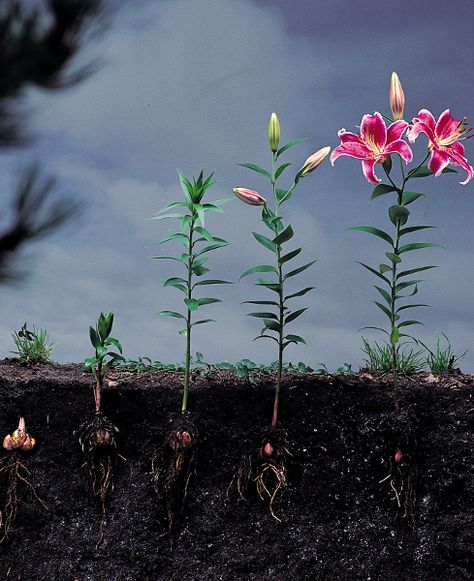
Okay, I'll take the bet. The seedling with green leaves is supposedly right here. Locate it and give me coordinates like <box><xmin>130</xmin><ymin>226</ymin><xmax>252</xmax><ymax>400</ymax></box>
<box><xmin>230</xmin><ymin>113</ymin><xmax>330</xmax><ymax>520</ymax></box>
<box><xmin>150</xmin><ymin>169</ymin><xmax>230</xmax><ymax>528</ymax></box>
<box><xmin>11</xmin><ymin>322</ymin><xmax>54</xmax><ymax>365</ymax></box>
<box><xmin>78</xmin><ymin>312</ymin><xmax>124</xmax><ymax>549</ymax></box>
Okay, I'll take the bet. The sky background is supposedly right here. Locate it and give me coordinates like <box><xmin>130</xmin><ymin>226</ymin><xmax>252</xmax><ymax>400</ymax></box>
<box><xmin>1</xmin><ymin>0</ymin><xmax>474</xmax><ymax>372</ymax></box>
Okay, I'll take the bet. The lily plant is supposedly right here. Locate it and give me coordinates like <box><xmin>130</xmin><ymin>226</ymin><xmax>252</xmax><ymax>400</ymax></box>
<box><xmin>152</xmin><ymin>170</ymin><xmax>230</xmax><ymax>415</ymax></box>
<box><xmin>331</xmin><ymin>72</ymin><xmax>473</xmax><ymax>378</ymax></box>
<box><xmin>234</xmin><ymin>113</ymin><xmax>330</xmax><ymax>428</ymax></box>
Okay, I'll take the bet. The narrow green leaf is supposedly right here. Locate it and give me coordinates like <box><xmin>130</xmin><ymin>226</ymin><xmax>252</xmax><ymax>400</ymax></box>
<box><xmin>247</xmin><ymin>312</ymin><xmax>279</xmax><ymax>320</ymax></box>
<box><xmin>285</xmin><ymin>308</ymin><xmax>307</xmax><ymax>324</ymax></box>
<box><xmin>395</xmin><ymin>279</ymin><xmax>423</xmax><ymax>292</ymax></box>
<box><xmin>263</xmin><ymin>319</ymin><xmax>281</xmax><ymax>332</ymax></box>
<box><xmin>398</xmin><ymin>320</ymin><xmax>423</xmax><ymax>328</ymax></box>
<box><xmin>356</xmin><ymin>261</ymin><xmax>390</xmax><ymax>284</ymax></box>
<box><xmin>374</xmin><ymin>285</ymin><xmax>391</xmax><ymax>305</ymax></box>
<box><xmin>202</xmin><ymin>203</ymin><xmax>225</xmax><ymax>213</ymax></box>
<box><xmin>275</xmin><ymin>163</ymin><xmax>292</xmax><ymax>180</ymax></box>
<box><xmin>253</xmin><ymin>334</ymin><xmax>279</xmax><ymax>343</ymax></box>
<box><xmin>256</xmin><ymin>279</ymin><xmax>281</xmax><ymax>293</ymax></box>
<box><xmin>253</xmin><ymin>232</ymin><xmax>277</xmax><ymax>253</ymax></box>
<box><xmin>402</xmin><ymin>191</ymin><xmax>426</xmax><ymax>205</ymax></box>
<box><xmin>160</xmin><ymin>310</ymin><xmax>186</xmax><ymax>320</ymax></box>
<box><xmin>163</xmin><ymin>277</ymin><xmax>188</xmax><ymax>293</ymax></box>
<box><xmin>158</xmin><ymin>231</ymin><xmax>189</xmax><ymax>246</ymax></box>
<box><xmin>374</xmin><ymin>300</ymin><xmax>393</xmax><ymax>320</ymax></box>
<box><xmin>398</xmin><ymin>242</ymin><xmax>442</xmax><ymax>254</ymax></box>
<box><xmin>151</xmin><ymin>212</ymin><xmax>184</xmax><ymax>221</ymax></box>
<box><xmin>409</xmin><ymin>166</ymin><xmax>432</xmax><ymax>178</ymax></box>
<box><xmin>194</xmin><ymin>203</ymin><xmax>206</xmax><ymax>226</ymax></box>
<box><xmin>177</xmin><ymin>170</ymin><xmax>194</xmax><ymax>205</ymax></box>
<box><xmin>89</xmin><ymin>327</ymin><xmax>98</xmax><ymax>349</ymax></box>
<box><xmin>194</xmin><ymin>239</ymin><xmax>230</xmax><ymax>257</ymax></box>
<box><xmin>276</xmin><ymin>138</ymin><xmax>306</xmax><ymax>158</ymax></box>
<box><xmin>284</xmin><ymin>334</ymin><xmax>306</xmax><ymax>345</ymax></box>
<box><xmin>180</xmin><ymin>214</ymin><xmax>192</xmax><ymax>231</ymax></box>
<box><xmin>197</xmin><ymin>297</ymin><xmax>221</xmax><ymax>306</ymax></box>
<box><xmin>104</xmin><ymin>337</ymin><xmax>123</xmax><ymax>353</ymax></box>
<box><xmin>389</xmin><ymin>205</ymin><xmax>410</xmax><ymax>226</ymax></box>
<box><xmin>153</xmin><ymin>201</ymin><xmax>188</xmax><ymax>216</ymax></box>
<box><xmin>242</xmin><ymin>300</ymin><xmax>279</xmax><ymax>306</ymax></box>
<box><xmin>370</xmin><ymin>184</ymin><xmax>397</xmax><ymax>200</ymax></box>
<box><xmin>359</xmin><ymin>326</ymin><xmax>389</xmax><ymax>336</ymax></box>
<box><xmin>379</xmin><ymin>264</ymin><xmax>392</xmax><ymax>275</ymax></box>
<box><xmin>275</xmin><ymin>188</ymin><xmax>290</xmax><ymax>204</ymax></box>
<box><xmin>194</xmin><ymin>279</ymin><xmax>232</xmax><ymax>287</ymax></box>
<box><xmin>279</xmin><ymin>248</ymin><xmax>302</xmax><ymax>265</ymax></box>
<box><xmin>396</xmin><ymin>303</ymin><xmax>429</xmax><ymax>313</ymax></box>
<box><xmin>184</xmin><ymin>298</ymin><xmax>199</xmax><ymax>311</ymax></box>
<box><xmin>191</xmin><ymin>319</ymin><xmax>216</xmax><ymax>327</ymax></box>
<box><xmin>385</xmin><ymin>252</ymin><xmax>401</xmax><ymax>264</ymax></box>
<box><xmin>236</xmin><ymin>163</ymin><xmax>272</xmax><ymax>180</ymax></box>
<box><xmin>284</xmin><ymin>259</ymin><xmax>317</xmax><ymax>281</ymax></box>
<box><xmin>383</xmin><ymin>156</ymin><xmax>392</xmax><ymax>174</ymax></box>
<box><xmin>351</xmin><ymin>226</ymin><xmax>394</xmax><ymax>246</ymax></box>
<box><xmin>194</xmin><ymin>226</ymin><xmax>213</xmax><ymax>242</ymax></box>
<box><xmin>399</xmin><ymin>225</ymin><xmax>436</xmax><ymax>236</ymax></box>
<box><xmin>273</xmin><ymin>224</ymin><xmax>294</xmax><ymax>246</ymax></box>
<box><xmin>151</xmin><ymin>255</ymin><xmax>179</xmax><ymax>261</ymax></box>
<box><xmin>240</xmin><ymin>264</ymin><xmax>278</xmax><ymax>279</ymax></box>
<box><xmin>397</xmin><ymin>265</ymin><xmax>437</xmax><ymax>278</ymax></box>
<box><xmin>285</xmin><ymin>287</ymin><xmax>314</xmax><ymax>300</ymax></box>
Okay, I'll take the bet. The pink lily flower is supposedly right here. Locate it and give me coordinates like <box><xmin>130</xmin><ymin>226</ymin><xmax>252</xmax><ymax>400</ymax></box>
<box><xmin>330</xmin><ymin>112</ymin><xmax>413</xmax><ymax>184</ymax></box>
<box><xmin>233</xmin><ymin>187</ymin><xmax>266</xmax><ymax>206</ymax></box>
<box><xmin>407</xmin><ymin>109</ymin><xmax>473</xmax><ymax>185</ymax></box>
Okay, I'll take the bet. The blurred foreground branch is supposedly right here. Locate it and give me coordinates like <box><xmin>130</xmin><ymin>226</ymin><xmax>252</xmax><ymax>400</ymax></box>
<box><xmin>0</xmin><ymin>0</ymin><xmax>104</xmax><ymax>281</ymax></box>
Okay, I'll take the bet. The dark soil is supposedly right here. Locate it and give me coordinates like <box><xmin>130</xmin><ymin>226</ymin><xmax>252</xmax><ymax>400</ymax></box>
<box><xmin>0</xmin><ymin>358</ymin><xmax>473</xmax><ymax>581</ymax></box>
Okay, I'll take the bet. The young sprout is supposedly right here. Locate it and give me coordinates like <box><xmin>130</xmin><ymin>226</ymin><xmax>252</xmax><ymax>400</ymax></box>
<box><xmin>84</xmin><ymin>312</ymin><xmax>124</xmax><ymax>413</ymax></box>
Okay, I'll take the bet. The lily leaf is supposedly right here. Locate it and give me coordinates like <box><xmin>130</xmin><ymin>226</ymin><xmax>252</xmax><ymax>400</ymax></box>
<box><xmin>236</xmin><ymin>163</ymin><xmax>272</xmax><ymax>180</ymax></box>
<box><xmin>350</xmin><ymin>226</ymin><xmax>394</xmax><ymax>246</ymax></box>
<box><xmin>240</xmin><ymin>264</ymin><xmax>278</xmax><ymax>279</ymax></box>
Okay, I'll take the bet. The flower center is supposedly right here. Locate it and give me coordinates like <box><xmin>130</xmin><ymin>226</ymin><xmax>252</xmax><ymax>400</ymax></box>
<box><xmin>437</xmin><ymin>117</ymin><xmax>473</xmax><ymax>147</ymax></box>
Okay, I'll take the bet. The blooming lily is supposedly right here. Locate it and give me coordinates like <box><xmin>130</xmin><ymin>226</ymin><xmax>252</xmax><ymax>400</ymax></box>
<box><xmin>407</xmin><ymin>109</ymin><xmax>473</xmax><ymax>185</ymax></box>
<box><xmin>330</xmin><ymin>112</ymin><xmax>413</xmax><ymax>184</ymax></box>
<box><xmin>233</xmin><ymin>187</ymin><xmax>266</xmax><ymax>206</ymax></box>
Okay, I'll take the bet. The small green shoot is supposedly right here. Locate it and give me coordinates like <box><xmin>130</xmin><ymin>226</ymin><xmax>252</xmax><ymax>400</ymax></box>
<box><xmin>11</xmin><ymin>322</ymin><xmax>53</xmax><ymax>365</ymax></box>
<box><xmin>420</xmin><ymin>332</ymin><xmax>467</xmax><ymax>372</ymax></box>
<box><xmin>362</xmin><ymin>337</ymin><xmax>425</xmax><ymax>375</ymax></box>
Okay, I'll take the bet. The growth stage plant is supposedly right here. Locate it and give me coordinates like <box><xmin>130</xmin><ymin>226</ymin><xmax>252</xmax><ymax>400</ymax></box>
<box><xmin>150</xmin><ymin>170</ymin><xmax>230</xmax><ymax>527</ymax></box>
<box><xmin>0</xmin><ymin>418</ymin><xmax>47</xmax><ymax>543</ymax></box>
<box><xmin>77</xmin><ymin>312</ymin><xmax>124</xmax><ymax>547</ymax></box>
<box><xmin>230</xmin><ymin>113</ymin><xmax>330</xmax><ymax>520</ymax></box>
<box><xmin>331</xmin><ymin>72</ymin><xmax>473</xmax><ymax>523</ymax></box>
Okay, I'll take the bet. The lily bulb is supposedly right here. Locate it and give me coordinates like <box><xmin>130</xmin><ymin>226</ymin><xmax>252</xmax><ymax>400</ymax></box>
<box><xmin>268</xmin><ymin>112</ymin><xmax>281</xmax><ymax>153</ymax></box>
<box><xmin>233</xmin><ymin>187</ymin><xmax>266</xmax><ymax>206</ymax></box>
<box><xmin>390</xmin><ymin>72</ymin><xmax>405</xmax><ymax>121</ymax></box>
<box><xmin>300</xmin><ymin>146</ymin><xmax>331</xmax><ymax>176</ymax></box>
<box><xmin>2</xmin><ymin>417</ymin><xmax>36</xmax><ymax>451</ymax></box>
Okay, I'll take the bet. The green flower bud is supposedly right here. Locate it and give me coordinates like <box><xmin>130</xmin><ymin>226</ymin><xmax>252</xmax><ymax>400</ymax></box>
<box><xmin>268</xmin><ymin>112</ymin><xmax>280</xmax><ymax>153</ymax></box>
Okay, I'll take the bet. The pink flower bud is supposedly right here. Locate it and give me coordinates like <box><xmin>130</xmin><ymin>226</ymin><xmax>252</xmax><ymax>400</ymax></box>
<box><xmin>394</xmin><ymin>448</ymin><xmax>403</xmax><ymax>463</ymax></box>
<box><xmin>233</xmin><ymin>187</ymin><xmax>266</xmax><ymax>206</ymax></box>
<box><xmin>390</xmin><ymin>72</ymin><xmax>405</xmax><ymax>121</ymax></box>
<box><xmin>299</xmin><ymin>146</ymin><xmax>331</xmax><ymax>177</ymax></box>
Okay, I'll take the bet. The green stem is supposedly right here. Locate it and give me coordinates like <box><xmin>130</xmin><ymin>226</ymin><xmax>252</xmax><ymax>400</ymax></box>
<box><xmin>271</xmin><ymin>151</ymin><xmax>284</xmax><ymax>428</ymax></box>
<box><xmin>182</xmin><ymin>219</ymin><xmax>194</xmax><ymax>415</ymax></box>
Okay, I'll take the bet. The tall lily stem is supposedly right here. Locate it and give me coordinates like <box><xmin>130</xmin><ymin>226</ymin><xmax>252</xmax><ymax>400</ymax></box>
<box><xmin>182</xmin><ymin>217</ymin><xmax>195</xmax><ymax>415</ymax></box>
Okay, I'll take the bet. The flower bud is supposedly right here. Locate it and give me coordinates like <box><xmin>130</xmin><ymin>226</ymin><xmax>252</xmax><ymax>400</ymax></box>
<box><xmin>233</xmin><ymin>187</ymin><xmax>266</xmax><ymax>206</ymax></box>
<box><xmin>268</xmin><ymin>112</ymin><xmax>280</xmax><ymax>153</ymax></box>
<box><xmin>299</xmin><ymin>146</ymin><xmax>331</xmax><ymax>177</ymax></box>
<box><xmin>394</xmin><ymin>448</ymin><xmax>403</xmax><ymax>463</ymax></box>
<box><xmin>390</xmin><ymin>72</ymin><xmax>405</xmax><ymax>121</ymax></box>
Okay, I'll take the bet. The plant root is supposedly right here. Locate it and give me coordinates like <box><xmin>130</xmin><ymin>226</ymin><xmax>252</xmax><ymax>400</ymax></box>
<box><xmin>76</xmin><ymin>412</ymin><xmax>119</xmax><ymax>549</ymax></box>
<box><xmin>0</xmin><ymin>453</ymin><xmax>48</xmax><ymax>543</ymax></box>
<box><xmin>228</xmin><ymin>426</ymin><xmax>291</xmax><ymax>522</ymax></box>
<box><xmin>379</xmin><ymin>448</ymin><xmax>416</xmax><ymax>527</ymax></box>
<box><xmin>151</xmin><ymin>415</ymin><xmax>198</xmax><ymax>529</ymax></box>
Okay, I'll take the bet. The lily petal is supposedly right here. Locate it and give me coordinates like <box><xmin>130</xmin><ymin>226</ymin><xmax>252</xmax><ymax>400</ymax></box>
<box><xmin>361</xmin><ymin>159</ymin><xmax>381</xmax><ymax>184</ymax></box>
<box><xmin>434</xmin><ymin>109</ymin><xmax>459</xmax><ymax>141</ymax></box>
<box><xmin>361</xmin><ymin>112</ymin><xmax>387</xmax><ymax>149</ymax></box>
<box><xmin>428</xmin><ymin>149</ymin><xmax>450</xmax><ymax>177</ymax></box>
<box><xmin>330</xmin><ymin>142</ymin><xmax>372</xmax><ymax>164</ymax></box>
<box><xmin>387</xmin><ymin>120</ymin><xmax>409</xmax><ymax>143</ymax></box>
<box><xmin>446</xmin><ymin>143</ymin><xmax>474</xmax><ymax>185</ymax></box>
<box><xmin>384</xmin><ymin>139</ymin><xmax>413</xmax><ymax>163</ymax></box>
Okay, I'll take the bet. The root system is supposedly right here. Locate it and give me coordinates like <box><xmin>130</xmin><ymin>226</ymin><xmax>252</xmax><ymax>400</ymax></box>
<box><xmin>76</xmin><ymin>411</ymin><xmax>120</xmax><ymax>548</ymax></box>
<box><xmin>229</xmin><ymin>426</ymin><xmax>292</xmax><ymax>522</ymax></box>
<box><xmin>379</xmin><ymin>446</ymin><xmax>417</xmax><ymax>527</ymax></box>
<box><xmin>151</xmin><ymin>415</ymin><xmax>198</xmax><ymax>529</ymax></box>
<box><xmin>0</xmin><ymin>453</ymin><xmax>47</xmax><ymax>543</ymax></box>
